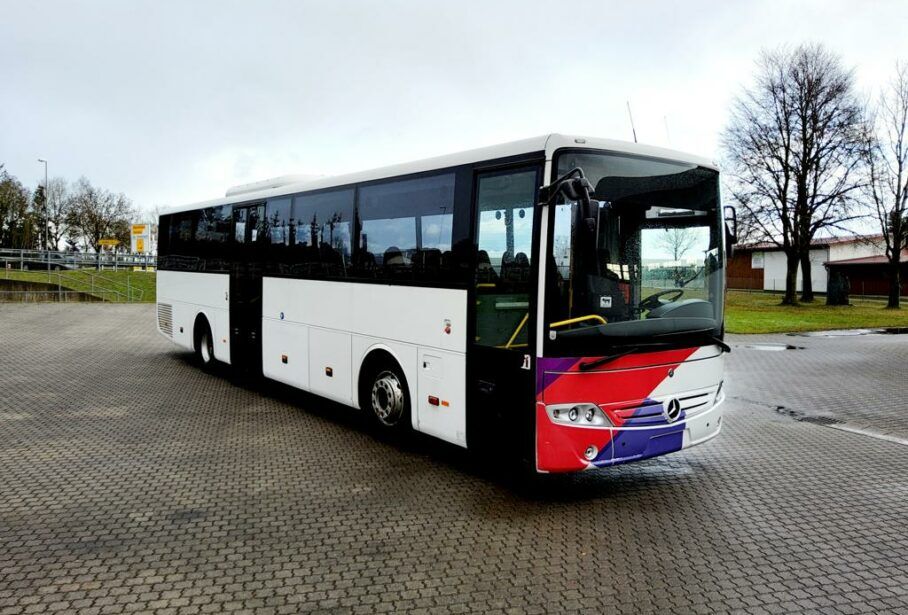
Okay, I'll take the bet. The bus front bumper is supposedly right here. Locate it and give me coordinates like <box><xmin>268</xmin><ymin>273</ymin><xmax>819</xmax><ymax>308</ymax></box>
<box><xmin>535</xmin><ymin>395</ymin><xmax>725</xmax><ymax>473</ymax></box>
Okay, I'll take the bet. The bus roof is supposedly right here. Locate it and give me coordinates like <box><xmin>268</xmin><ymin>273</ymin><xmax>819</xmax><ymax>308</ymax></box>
<box><xmin>163</xmin><ymin>134</ymin><xmax>717</xmax><ymax>215</ymax></box>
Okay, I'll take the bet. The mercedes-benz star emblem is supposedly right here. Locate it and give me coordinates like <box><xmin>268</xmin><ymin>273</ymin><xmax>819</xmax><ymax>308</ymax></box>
<box><xmin>663</xmin><ymin>398</ymin><xmax>682</xmax><ymax>423</ymax></box>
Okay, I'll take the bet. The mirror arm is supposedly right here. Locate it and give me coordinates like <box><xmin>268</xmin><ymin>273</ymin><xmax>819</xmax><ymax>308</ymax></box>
<box><xmin>539</xmin><ymin>168</ymin><xmax>592</xmax><ymax>207</ymax></box>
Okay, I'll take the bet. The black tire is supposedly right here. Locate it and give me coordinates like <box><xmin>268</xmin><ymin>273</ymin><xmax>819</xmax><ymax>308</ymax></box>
<box><xmin>360</xmin><ymin>358</ymin><xmax>411</xmax><ymax>431</ymax></box>
<box><xmin>194</xmin><ymin>319</ymin><xmax>215</xmax><ymax>369</ymax></box>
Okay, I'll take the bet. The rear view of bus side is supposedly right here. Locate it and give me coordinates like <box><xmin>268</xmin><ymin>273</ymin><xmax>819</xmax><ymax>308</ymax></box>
<box><xmin>156</xmin><ymin>134</ymin><xmax>730</xmax><ymax>473</ymax></box>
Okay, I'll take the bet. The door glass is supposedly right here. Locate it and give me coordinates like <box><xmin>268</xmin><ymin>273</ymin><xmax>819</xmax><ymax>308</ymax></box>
<box><xmin>474</xmin><ymin>169</ymin><xmax>538</xmax><ymax>348</ymax></box>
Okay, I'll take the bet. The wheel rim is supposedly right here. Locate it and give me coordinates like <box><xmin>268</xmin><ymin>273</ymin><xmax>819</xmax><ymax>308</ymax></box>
<box><xmin>371</xmin><ymin>370</ymin><xmax>405</xmax><ymax>426</ymax></box>
<box><xmin>200</xmin><ymin>332</ymin><xmax>212</xmax><ymax>364</ymax></box>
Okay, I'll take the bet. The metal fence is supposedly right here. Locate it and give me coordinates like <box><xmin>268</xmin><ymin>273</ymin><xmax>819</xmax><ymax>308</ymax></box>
<box><xmin>0</xmin><ymin>248</ymin><xmax>156</xmax><ymax>272</ymax></box>
<box><xmin>0</xmin><ymin>257</ymin><xmax>151</xmax><ymax>303</ymax></box>
<box><xmin>728</xmin><ymin>276</ymin><xmax>908</xmax><ymax>299</ymax></box>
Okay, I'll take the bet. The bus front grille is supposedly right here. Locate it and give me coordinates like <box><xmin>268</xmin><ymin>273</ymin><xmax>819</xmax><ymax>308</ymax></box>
<box><xmin>157</xmin><ymin>303</ymin><xmax>173</xmax><ymax>337</ymax></box>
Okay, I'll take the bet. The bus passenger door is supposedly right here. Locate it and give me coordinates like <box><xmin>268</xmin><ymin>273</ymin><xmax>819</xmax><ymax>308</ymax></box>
<box><xmin>230</xmin><ymin>204</ymin><xmax>265</xmax><ymax>373</ymax></box>
<box><xmin>468</xmin><ymin>166</ymin><xmax>541</xmax><ymax>463</ymax></box>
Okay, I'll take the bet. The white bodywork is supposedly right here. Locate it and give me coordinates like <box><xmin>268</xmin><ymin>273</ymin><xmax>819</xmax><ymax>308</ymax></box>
<box><xmin>156</xmin><ymin>274</ymin><xmax>469</xmax><ymax>446</ymax></box>
<box><xmin>156</xmin><ymin>271</ymin><xmax>231</xmax><ymax>362</ymax></box>
<box><xmin>260</xmin><ymin>278</ymin><xmax>468</xmax><ymax>446</ymax></box>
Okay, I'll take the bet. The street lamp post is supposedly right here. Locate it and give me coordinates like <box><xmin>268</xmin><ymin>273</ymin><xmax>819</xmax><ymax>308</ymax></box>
<box><xmin>37</xmin><ymin>159</ymin><xmax>48</xmax><ymax>251</ymax></box>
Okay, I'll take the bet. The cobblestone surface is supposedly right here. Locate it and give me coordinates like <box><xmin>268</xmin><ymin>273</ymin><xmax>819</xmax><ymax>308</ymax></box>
<box><xmin>1</xmin><ymin>304</ymin><xmax>907</xmax><ymax>614</ymax></box>
<box><xmin>727</xmin><ymin>331</ymin><xmax>908</xmax><ymax>441</ymax></box>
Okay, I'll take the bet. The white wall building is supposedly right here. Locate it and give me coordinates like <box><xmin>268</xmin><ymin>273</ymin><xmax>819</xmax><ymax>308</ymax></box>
<box><xmin>745</xmin><ymin>236</ymin><xmax>885</xmax><ymax>293</ymax></box>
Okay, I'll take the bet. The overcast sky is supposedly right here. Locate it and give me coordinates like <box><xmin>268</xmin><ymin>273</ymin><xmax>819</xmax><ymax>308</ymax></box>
<box><xmin>2</xmin><ymin>0</ymin><xmax>906</xmax><ymax>213</ymax></box>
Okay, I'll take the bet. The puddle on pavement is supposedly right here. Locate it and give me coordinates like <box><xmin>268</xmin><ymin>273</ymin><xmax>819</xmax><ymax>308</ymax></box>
<box><xmin>789</xmin><ymin>328</ymin><xmax>907</xmax><ymax>337</ymax></box>
<box><xmin>738</xmin><ymin>343</ymin><xmax>804</xmax><ymax>351</ymax></box>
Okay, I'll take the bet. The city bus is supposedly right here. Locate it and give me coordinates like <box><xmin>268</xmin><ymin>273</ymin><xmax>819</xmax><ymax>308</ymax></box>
<box><xmin>156</xmin><ymin>134</ymin><xmax>732</xmax><ymax>473</ymax></box>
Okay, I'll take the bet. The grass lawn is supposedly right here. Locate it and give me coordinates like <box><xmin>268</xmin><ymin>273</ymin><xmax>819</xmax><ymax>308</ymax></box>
<box><xmin>1</xmin><ymin>269</ymin><xmax>156</xmax><ymax>302</ymax></box>
<box><xmin>725</xmin><ymin>290</ymin><xmax>908</xmax><ymax>334</ymax></box>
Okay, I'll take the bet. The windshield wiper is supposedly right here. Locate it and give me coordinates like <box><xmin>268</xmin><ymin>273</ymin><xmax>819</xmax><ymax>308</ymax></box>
<box><xmin>578</xmin><ymin>342</ymin><xmax>674</xmax><ymax>371</ymax></box>
<box><xmin>701</xmin><ymin>334</ymin><xmax>731</xmax><ymax>353</ymax></box>
<box><xmin>653</xmin><ymin>328</ymin><xmax>731</xmax><ymax>353</ymax></box>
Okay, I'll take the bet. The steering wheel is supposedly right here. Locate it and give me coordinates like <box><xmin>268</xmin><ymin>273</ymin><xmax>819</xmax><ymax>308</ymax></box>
<box><xmin>639</xmin><ymin>288</ymin><xmax>684</xmax><ymax>311</ymax></box>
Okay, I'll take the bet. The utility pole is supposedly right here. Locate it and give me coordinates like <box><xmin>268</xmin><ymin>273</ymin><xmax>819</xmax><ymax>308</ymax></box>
<box><xmin>37</xmin><ymin>158</ymin><xmax>48</xmax><ymax>250</ymax></box>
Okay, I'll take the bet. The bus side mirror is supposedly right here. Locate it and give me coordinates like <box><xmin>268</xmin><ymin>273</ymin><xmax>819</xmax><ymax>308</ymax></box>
<box><xmin>723</xmin><ymin>206</ymin><xmax>738</xmax><ymax>255</ymax></box>
<box><xmin>563</xmin><ymin>177</ymin><xmax>597</xmax><ymax>233</ymax></box>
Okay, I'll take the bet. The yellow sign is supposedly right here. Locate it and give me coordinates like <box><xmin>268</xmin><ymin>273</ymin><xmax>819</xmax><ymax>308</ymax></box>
<box><xmin>131</xmin><ymin>224</ymin><xmax>147</xmax><ymax>235</ymax></box>
<box><xmin>136</xmin><ymin>238</ymin><xmax>145</xmax><ymax>252</ymax></box>
<box><xmin>98</xmin><ymin>238</ymin><xmax>120</xmax><ymax>247</ymax></box>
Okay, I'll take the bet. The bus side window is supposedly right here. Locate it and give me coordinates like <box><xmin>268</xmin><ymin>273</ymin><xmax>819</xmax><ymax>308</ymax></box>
<box><xmin>196</xmin><ymin>205</ymin><xmax>231</xmax><ymax>272</ymax></box>
<box><xmin>291</xmin><ymin>189</ymin><xmax>354</xmax><ymax>278</ymax></box>
<box><xmin>356</xmin><ymin>173</ymin><xmax>455</xmax><ymax>284</ymax></box>
<box><xmin>165</xmin><ymin>211</ymin><xmax>200</xmax><ymax>271</ymax></box>
<box><xmin>473</xmin><ymin>168</ymin><xmax>538</xmax><ymax>348</ymax></box>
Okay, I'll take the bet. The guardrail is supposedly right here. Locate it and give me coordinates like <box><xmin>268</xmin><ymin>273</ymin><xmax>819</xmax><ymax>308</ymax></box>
<box><xmin>727</xmin><ymin>276</ymin><xmax>908</xmax><ymax>298</ymax></box>
<box><xmin>0</xmin><ymin>248</ymin><xmax>156</xmax><ymax>271</ymax></box>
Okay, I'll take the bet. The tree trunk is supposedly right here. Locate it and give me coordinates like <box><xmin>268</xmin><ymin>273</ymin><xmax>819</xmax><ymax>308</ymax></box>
<box><xmin>887</xmin><ymin>259</ymin><xmax>901</xmax><ymax>309</ymax></box>
<box><xmin>799</xmin><ymin>251</ymin><xmax>815</xmax><ymax>302</ymax></box>
<box><xmin>782</xmin><ymin>253</ymin><xmax>799</xmax><ymax>305</ymax></box>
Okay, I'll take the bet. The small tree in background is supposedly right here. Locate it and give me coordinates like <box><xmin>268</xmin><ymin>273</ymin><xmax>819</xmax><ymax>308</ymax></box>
<box><xmin>45</xmin><ymin>177</ymin><xmax>73</xmax><ymax>251</ymax></box>
<box><xmin>0</xmin><ymin>165</ymin><xmax>38</xmax><ymax>249</ymax></box>
<box><xmin>66</xmin><ymin>177</ymin><xmax>135</xmax><ymax>253</ymax></box>
<box><xmin>32</xmin><ymin>184</ymin><xmax>46</xmax><ymax>248</ymax></box>
<box><xmin>862</xmin><ymin>62</ymin><xmax>908</xmax><ymax>309</ymax></box>
<box><xmin>656</xmin><ymin>227</ymin><xmax>697</xmax><ymax>261</ymax></box>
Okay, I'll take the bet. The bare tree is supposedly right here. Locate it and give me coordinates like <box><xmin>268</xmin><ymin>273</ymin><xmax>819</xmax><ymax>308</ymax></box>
<box><xmin>45</xmin><ymin>177</ymin><xmax>72</xmax><ymax>251</ymax></box>
<box><xmin>66</xmin><ymin>177</ymin><xmax>135</xmax><ymax>253</ymax></box>
<box><xmin>722</xmin><ymin>44</ymin><xmax>865</xmax><ymax>304</ymax></box>
<box><xmin>862</xmin><ymin>62</ymin><xmax>908</xmax><ymax>308</ymax></box>
<box><xmin>656</xmin><ymin>227</ymin><xmax>697</xmax><ymax>261</ymax></box>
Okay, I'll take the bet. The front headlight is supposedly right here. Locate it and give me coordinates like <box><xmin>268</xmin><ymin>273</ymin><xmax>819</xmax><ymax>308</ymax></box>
<box><xmin>546</xmin><ymin>403</ymin><xmax>611</xmax><ymax>427</ymax></box>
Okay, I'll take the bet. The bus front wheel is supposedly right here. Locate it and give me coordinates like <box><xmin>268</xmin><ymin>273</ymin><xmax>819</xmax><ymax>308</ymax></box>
<box><xmin>360</xmin><ymin>358</ymin><xmax>411</xmax><ymax>431</ymax></box>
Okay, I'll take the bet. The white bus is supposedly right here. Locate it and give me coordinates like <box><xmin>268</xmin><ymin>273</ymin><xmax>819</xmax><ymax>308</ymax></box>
<box><xmin>157</xmin><ymin>134</ymin><xmax>732</xmax><ymax>473</ymax></box>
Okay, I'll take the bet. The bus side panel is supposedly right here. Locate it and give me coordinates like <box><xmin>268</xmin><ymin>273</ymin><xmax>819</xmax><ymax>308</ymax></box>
<box><xmin>262</xmin><ymin>317</ymin><xmax>309</xmax><ymax>390</ymax></box>
<box><xmin>415</xmin><ymin>347</ymin><xmax>467</xmax><ymax>446</ymax></box>
<box><xmin>261</xmin><ymin>277</ymin><xmax>468</xmax><ymax>446</ymax></box>
<box><xmin>309</xmin><ymin>327</ymin><xmax>353</xmax><ymax>405</ymax></box>
<box><xmin>157</xmin><ymin>270</ymin><xmax>230</xmax><ymax>362</ymax></box>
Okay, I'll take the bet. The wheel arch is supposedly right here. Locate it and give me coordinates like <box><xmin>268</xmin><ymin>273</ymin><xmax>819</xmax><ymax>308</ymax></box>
<box><xmin>356</xmin><ymin>344</ymin><xmax>416</xmax><ymax>422</ymax></box>
<box><xmin>192</xmin><ymin>311</ymin><xmax>213</xmax><ymax>353</ymax></box>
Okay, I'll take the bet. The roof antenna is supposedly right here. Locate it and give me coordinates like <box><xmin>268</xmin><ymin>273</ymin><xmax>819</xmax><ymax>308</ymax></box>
<box><xmin>663</xmin><ymin>115</ymin><xmax>672</xmax><ymax>146</ymax></box>
<box><xmin>626</xmin><ymin>101</ymin><xmax>638</xmax><ymax>143</ymax></box>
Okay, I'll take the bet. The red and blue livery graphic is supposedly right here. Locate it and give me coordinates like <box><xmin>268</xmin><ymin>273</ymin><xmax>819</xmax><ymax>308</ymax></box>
<box><xmin>535</xmin><ymin>346</ymin><xmax>726</xmax><ymax>473</ymax></box>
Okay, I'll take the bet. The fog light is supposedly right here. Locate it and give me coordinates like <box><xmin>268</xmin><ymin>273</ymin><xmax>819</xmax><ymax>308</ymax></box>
<box><xmin>583</xmin><ymin>445</ymin><xmax>598</xmax><ymax>460</ymax></box>
<box><xmin>568</xmin><ymin>407</ymin><xmax>579</xmax><ymax>422</ymax></box>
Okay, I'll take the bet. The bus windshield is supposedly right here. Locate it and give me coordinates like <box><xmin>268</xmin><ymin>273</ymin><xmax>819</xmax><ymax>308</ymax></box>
<box><xmin>547</xmin><ymin>151</ymin><xmax>723</xmax><ymax>354</ymax></box>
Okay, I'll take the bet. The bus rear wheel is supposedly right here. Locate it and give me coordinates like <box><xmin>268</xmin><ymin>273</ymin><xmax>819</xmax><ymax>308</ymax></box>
<box><xmin>194</xmin><ymin>319</ymin><xmax>215</xmax><ymax>369</ymax></box>
<box><xmin>361</xmin><ymin>360</ymin><xmax>410</xmax><ymax>431</ymax></box>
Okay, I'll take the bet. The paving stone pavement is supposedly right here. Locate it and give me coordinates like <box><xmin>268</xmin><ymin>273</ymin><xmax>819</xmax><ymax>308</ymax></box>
<box><xmin>726</xmin><ymin>331</ymin><xmax>908</xmax><ymax>441</ymax></box>
<box><xmin>1</xmin><ymin>304</ymin><xmax>907</xmax><ymax>615</ymax></box>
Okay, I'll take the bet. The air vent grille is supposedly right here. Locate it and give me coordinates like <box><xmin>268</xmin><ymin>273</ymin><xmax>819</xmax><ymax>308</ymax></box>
<box><xmin>157</xmin><ymin>303</ymin><xmax>173</xmax><ymax>337</ymax></box>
